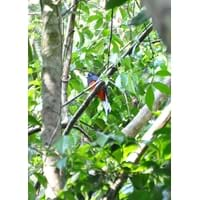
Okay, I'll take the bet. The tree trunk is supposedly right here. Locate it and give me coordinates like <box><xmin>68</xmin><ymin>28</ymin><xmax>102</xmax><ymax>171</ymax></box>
<box><xmin>40</xmin><ymin>0</ymin><xmax>63</xmax><ymax>198</ymax></box>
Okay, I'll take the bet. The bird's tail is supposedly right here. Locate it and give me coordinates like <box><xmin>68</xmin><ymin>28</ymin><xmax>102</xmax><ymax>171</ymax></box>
<box><xmin>102</xmin><ymin>96</ymin><xmax>111</xmax><ymax>116</ymax></box>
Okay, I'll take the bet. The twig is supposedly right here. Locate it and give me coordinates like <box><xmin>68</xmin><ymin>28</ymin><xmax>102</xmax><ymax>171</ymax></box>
<box><xmin>28</xmin><ymin>126</ymin><xmax>41</xmax><ymax>136</ymax></box>
<box><xmin>107</xmin><ymin>8</ymin><xmax>114</xmax><ymax>68</ymax></box>
<box><xmin>61</xmin><ymin>0</ymin><xmax>80</xmax><ymax>17</ymax></box>
<box><xmin>28</xmin><ymin>122</ymin><xmax>68</xmax><ymax>136</ymax></box>
<box><xmin>62</xmin><ymin>81</ymin><xmax>105</xmax><ymax>135</ymax></box>
<box><xmin>62</xmin><ymin>80</ymin><xmax>100</xmax><ymax>107</ymax></box>
<box><xmin>73</xmin><ymin>125</ymin><xmax>92</xmax><ymax>142</ymax></box>
<box><xmin>62</xmin><ymin>25</ymin><xmax>153</xmax><ymax>108</ymax></box>
<box><xmin>61</xmin><ymin>0</ymin><xmax>78</xmax><ymax>122</ymax></box>
<box><xmin>103</xmin><ymin>173</ymin><xmax>128</xmax><ymax>200</ymax></box>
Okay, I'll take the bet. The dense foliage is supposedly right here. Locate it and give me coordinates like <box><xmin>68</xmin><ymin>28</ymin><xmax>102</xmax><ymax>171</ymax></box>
<box><xmin>28</xmin><ymin>0</ymin><xmax>171</xmax><ymax>199</ymax></box>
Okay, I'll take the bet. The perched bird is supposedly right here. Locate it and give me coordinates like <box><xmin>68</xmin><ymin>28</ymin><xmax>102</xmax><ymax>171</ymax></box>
<box><xmin>87</xmin><ymin>72</ymin><xmax>111</xmax><ymax>115</ymax></box>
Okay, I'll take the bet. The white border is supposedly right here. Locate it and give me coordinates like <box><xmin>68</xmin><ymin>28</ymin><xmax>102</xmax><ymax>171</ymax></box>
<box><xmin>0</xmin><ymin>1</ymin><xmax>27</xmax><ymax>199</ymax></box>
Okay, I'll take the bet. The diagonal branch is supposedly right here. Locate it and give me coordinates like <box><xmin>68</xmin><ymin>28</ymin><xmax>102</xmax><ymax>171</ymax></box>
<box><xmin>126</xmin><ymin>103</ymin><xmax>171</xmax><ymax>163</ymax></box>
<box><xmin>62</xmin><ymin>25</ymin><xmax>154</xmax><ymax>135</ymax></box>
<box><xmin>104</xmin><ymin>102</ymin><xmax>171</xmax><ymax>199</ymax></box>
<box><xmin>122</xmin><ymin>77</ymin><xmax>170</xmax><ymax>137</ymax></box>
<box><xmin>62</xmin><ymin>80</ymin><xmax>104</xmax><ymax>135</ymax></box>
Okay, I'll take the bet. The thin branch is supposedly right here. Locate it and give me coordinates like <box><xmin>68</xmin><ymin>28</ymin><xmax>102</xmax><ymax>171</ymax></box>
<box><xmin>73</xmin><ymin>125</ymin><xmax>92</xmax><ymax>142</ymax></box>
<box><xmin>103</xmin><ymin>173</ymin><xmax>128</xmax><ymax>200</ymax></box>
<box><xmin>107</xmin><ymin>8</ymin><xmax>114</xmax><ymax>68</ymax></box>
<box><xmin>62</xmin><ymin>81</ymin><xmax>105</xmax><ymax>135</ymax></box>
<box><xmin>61</xmin><ymin>0</ymin><xmax>78</xmax><ymax>123</ymax></box>
<box><xmin>62</xmin><ymin>25</ymin><xmax>153</xmax><ymax>108</ymax></box>
<box><xmin>122</xmin><ymin>24</ymin><xmax>153</xmax><ymax>58</ymax></box>
<box><xmin>62</xmin><ymin>80</ymin><xmax>100</xmax><ymax>107</ymax></box>
<box><xmin>62</xmin><ymin>25</ymin><xmax>154</xmax><ymax>135</ymax></box>
<box><xmin>28</xmin><ymin>122</ymin><xmax>68</xmax><ymax>136</ymax></box>
<box><xmin>61</xmin><ymin>0</ymin><xmax>80</xmax><ymax>17</ymax></box>
<box><xmin>28</xmin><ymin>126</ymin><xmax>41</xmax><ymax>136</ymax></box>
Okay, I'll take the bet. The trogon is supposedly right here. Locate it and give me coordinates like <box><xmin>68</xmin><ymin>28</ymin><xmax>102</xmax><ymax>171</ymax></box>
<box><xmin>87</xmin><ymin>72</ymin><xmax>111</xmax><ymax>115</ymax></box>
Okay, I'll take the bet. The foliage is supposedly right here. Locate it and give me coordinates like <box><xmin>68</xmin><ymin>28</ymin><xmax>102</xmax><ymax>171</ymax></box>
<box><xmin>28</xmin><ymin>0</ymin><xmax>171</xmax><ymax>199</ymax></box>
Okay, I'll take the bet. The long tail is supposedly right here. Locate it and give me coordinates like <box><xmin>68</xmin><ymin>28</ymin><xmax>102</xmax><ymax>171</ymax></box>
<box><xmin>102</xmin><ymin>96</ymin><xmax>111</xmax><ymax>116</ymax></box>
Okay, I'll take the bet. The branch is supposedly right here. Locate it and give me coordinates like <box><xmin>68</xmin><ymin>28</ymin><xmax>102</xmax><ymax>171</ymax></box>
<box><xmin>28</xmin><ymin>126</ymin><xmax>41</xmax><ymax>136</ymax></box>
<box><xmin>61</xmin><ymin>0</ymin><xmax>80</xmax><ymax>17</ymax></box>
<box><xmin>73</xmin><ymin>125</ymin><xmax>92</xmax><ymax>142</ymax></box>
<box><xmin>28</xmin><ymin>122</ymin><xmax>68</xmax><ymax>136</ymax></box>
<box><xmin>61</xmin><ymin>0</ymin><xmax>78</xmax><ymax>122</ymax></box>
<box><xmin>107</xmin><ymin>8</ymin><xmax>114</xmax><ymax>67</ymax></box>
<box><xmin>62</xmin><ymin>81</ymin><xmax>100</xmax><ymax>107</ymax></box>
<box><xmin>104</xmin><ymin>103</ymin><xmax>171</xmax><ymax>199</ymax></box>
<box><xmin>126</xmin><ymin>103</ymin><xmax>171</xmax><ymax>163</ymax></box>
<box><xmin>122</xmin><ymin>77</ymin><xmax>171</xmax><ymax>137</ymax></box>
<box><xmin>61</xmin><ymin>25</ymin><xmax>153</xmax><ymax>108</ymax></box>
<box><xmin>62</xmin><ymin>81</ymin><xmax>104</xmax><ymax>135</ymax></box>
<box><xmin>103</xmin><ymin>173</ymin><xmax>128</xmax><ymax>200</ymax></box>
<box><xmin>62</xmin><ymin>25</ymin><xmax>154</xmax><ymax>135</ymax></box>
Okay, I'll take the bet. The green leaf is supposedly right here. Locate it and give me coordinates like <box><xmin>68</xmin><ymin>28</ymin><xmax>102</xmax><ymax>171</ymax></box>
<box><xmin>115</xmin><ymin>72</ymin><xmax>128</xmax><ymax>91</ymax></box>
<box><xmin>155</xmin><ymin>70</ymin><xmax>171</xmax><ymax>77</ymax></box>
<box><xmin>153</xmin><ymin>82</ymin><xmax>171</xmax><ymax>95</ymax></box>
<box><xmin>94</xmin><ymin>118</ymin><xmax>106</xmax><ymax>130</ymax></box>
<box><xmin>54</xmin><ymin>135</ymin><xmax>75</xmax><ymax>154</ymax></box>
<box><xmin>95</xmin><ymin>18</ymin><xmax>103</xmax><ymax>29</ymax></box>
<box><xmin>127</xmin><ymin>74</ymin><xmax>137</xmax><ymax>94</ymax></box>
<box><xmin>28</xmin><ymin>181</ymin><xmax>36</xmax><ymax>200</ymax></box>
<box><xmin>130</xmin><ymin>174</ymin><xmax>149</xmax><ymax>189</ymax></box>
<box><xmin>87</xmin><ymin>15</ymin><xmax>100</xmax><ymax>23</ymax></box>
<box><xmin>105</xmin><ymin>0</ymin><xmax>129</xmax><ymax>10</ymax></box>
<box><xmin>128</xmin><ymin>189</ymin><xmax>162</xmax><ymax>200</ymax></box>
<box><xmin>112</xmin><ymin>148</ymin><xmax>123</xmax><ymax>163</ymax></box>
<box><xmin>145</xmin><ymin>86</ymin><xmax>154</xmax><ymax>110</ymax></box>
<box><xmin>34</xmin><ymin>173</ymin><xmax>47</xmax><ymax>187</ymax></box>
<box><xmin>95</xmin><ymin>132</ymin><xmax>109</xmax><ymax>147</ymax></box>
<box><xmin>122</xmin><ymin>144</ymin><xmax>139</xmax><ymax>161</ymax></box>
<box><xmin>28</xmin><ymin>114</ymin><xmax>41</xmax><ymax>126</ymax></box>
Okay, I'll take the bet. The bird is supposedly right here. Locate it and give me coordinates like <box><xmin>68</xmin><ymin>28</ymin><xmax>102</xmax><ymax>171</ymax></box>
<box><xmin>87</xmin><ymin>72</ymin><xmax>111</xmax><ymax>115</ymax></box>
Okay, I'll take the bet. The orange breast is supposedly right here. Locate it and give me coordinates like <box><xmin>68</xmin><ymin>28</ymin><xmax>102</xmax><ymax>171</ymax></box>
<box><xmin>89</xmin><ymin>81</ymin><xmax>105</xmax><ymax>101</ymax></box>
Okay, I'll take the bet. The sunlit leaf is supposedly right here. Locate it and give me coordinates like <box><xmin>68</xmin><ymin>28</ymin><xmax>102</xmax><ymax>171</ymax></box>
<box><xmin>153</xmin><ymin>82</ymin><xmax>171</xmax><ymax>95</ymax></box>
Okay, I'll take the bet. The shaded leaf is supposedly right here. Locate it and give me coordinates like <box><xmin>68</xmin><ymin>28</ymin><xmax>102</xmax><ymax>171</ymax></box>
<box><xmin>95</xmin><ymin>132</ymin><xmax>109</xmax><ymax>147</ymax></box>
<box><xmin>145</xmin><ymin>86</ymin><xmax>154</xmax><ymax>110</ymax></box>
<box><xmin>34</xmin><ymin>173</ymin><xmax>47</xmax><ymax>187</ymax></box>
<box><xmin>105</xmin><ymin>0</ymin><xmax>129</xmax><ymax>10</ymax></box>
<box><xmin>54</xmin><ymin>135</ymin><xmax>75</xmax><ymax>154</ymax></box>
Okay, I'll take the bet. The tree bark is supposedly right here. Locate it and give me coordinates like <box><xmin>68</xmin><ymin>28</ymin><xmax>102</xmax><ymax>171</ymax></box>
<box><xmin>40</xmin><ymin>0</ymin><xmax>63</xmax><ymax>198</ymax></box>
<box><xmin>142</xmin><ymin>0</ymin><xmax>171</xmax><ymax>52</ymax></box>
